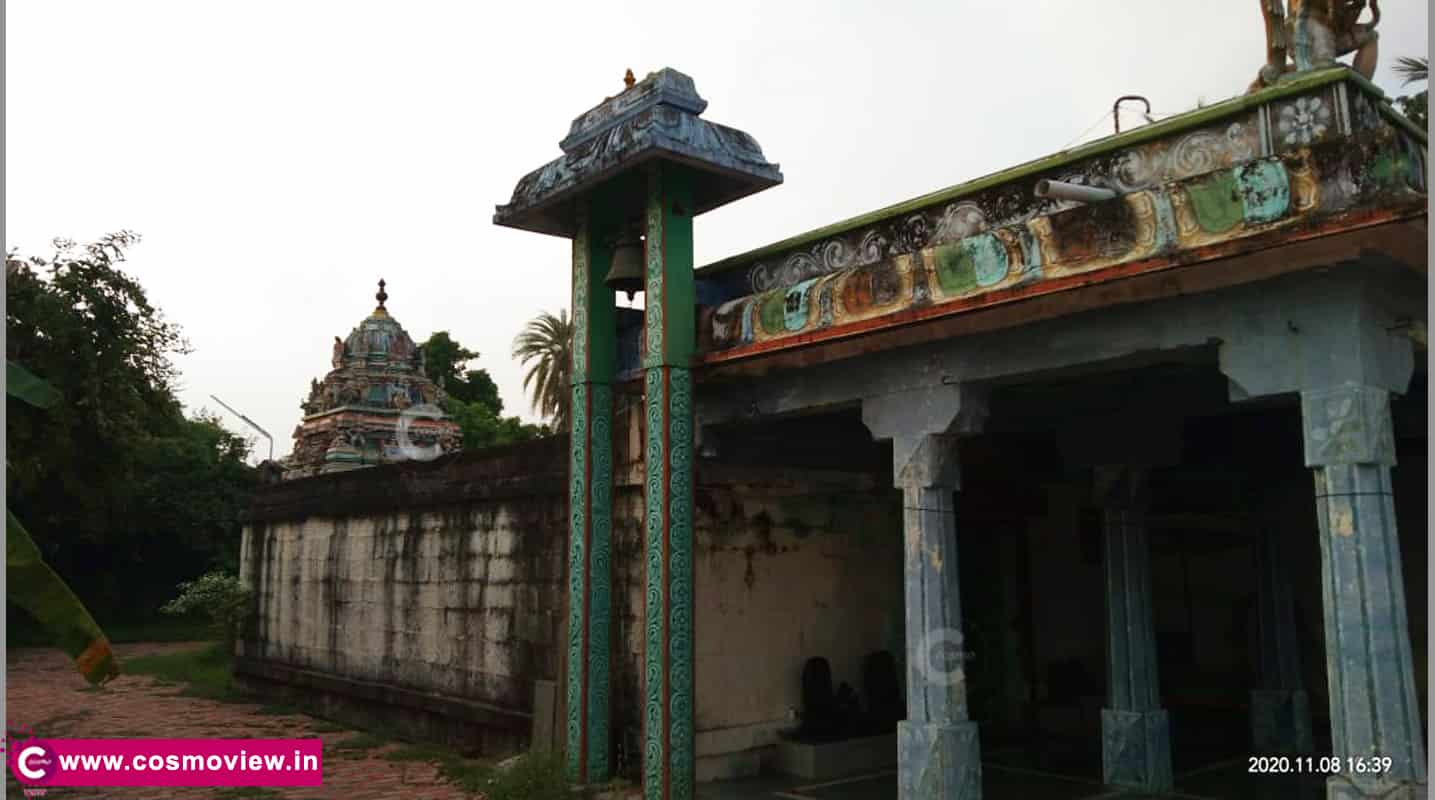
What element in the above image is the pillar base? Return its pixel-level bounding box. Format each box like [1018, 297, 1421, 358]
[898, 720, 981, 799]
[1327, 775, 1428, 799]
[1101, 708, 1173, 791]
[1251, 689, 1314, 755]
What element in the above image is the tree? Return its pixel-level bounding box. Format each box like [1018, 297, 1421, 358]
[1394, 56, 1428, 130]
[512, 310, 573, 431]
[417, 331, 543, 450]
[7, 233, 257, 626]
[419, 331, 503, 411]
[447, 399, 547, 450]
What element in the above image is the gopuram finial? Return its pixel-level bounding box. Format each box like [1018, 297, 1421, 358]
[376, 278, 388, 310]
[624, 68, 636, 90]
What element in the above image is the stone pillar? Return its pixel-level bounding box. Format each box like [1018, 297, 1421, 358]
[1096, 466, 1174, 792]
[565, 199, 617, 785]
[1250, 522, 1314, 755]
[1301, 384, 1426, 799]
[863, 384, 986, 800]
[641, 163, 697, 800]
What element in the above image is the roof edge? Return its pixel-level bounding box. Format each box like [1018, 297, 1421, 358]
[696, 67, 1386, 277]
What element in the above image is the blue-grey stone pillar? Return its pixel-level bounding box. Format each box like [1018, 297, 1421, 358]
[1301, 384, 1426, 800]
[895, 433, 981, 799]
[862, 385, 987, 800]
[1096, 466, 1174, 792]
[1250, 523, 1314, 756]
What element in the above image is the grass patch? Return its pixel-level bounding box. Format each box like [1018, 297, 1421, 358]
[102, 614, 217, 644]
[324, 732, 389, 759]
[379, 747, 567, 798]
[122, 642, 246, 702]
[8, 613, 215, 650]
[481, 751, 570, 800]
[381, 742, 451, 763]
[307, 720, 348, 733]
[255, 703, 302, 716]
[375, 742, 498, 794]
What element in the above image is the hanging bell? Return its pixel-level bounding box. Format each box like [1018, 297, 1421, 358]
[605, 235, 645, 301]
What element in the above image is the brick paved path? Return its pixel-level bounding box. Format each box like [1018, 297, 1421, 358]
[7, 643, 475, 800]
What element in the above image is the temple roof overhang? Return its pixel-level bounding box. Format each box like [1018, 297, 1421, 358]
[684, 68, 1428, 376]
[493, 68, 783, 237]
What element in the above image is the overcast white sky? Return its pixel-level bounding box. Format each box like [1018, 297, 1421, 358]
[6, 1, 1429, 460]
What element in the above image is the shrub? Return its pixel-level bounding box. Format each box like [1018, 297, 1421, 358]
[159, 571, 251, 652]
[484, 751, 569, 800]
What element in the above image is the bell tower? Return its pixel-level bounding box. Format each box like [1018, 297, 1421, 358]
[495, 68, 780, 799]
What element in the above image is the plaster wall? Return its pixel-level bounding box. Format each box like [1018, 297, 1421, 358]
[238, 442, 904, 770]
[608, 479, 904, 778]
[239, 504, 566, 713]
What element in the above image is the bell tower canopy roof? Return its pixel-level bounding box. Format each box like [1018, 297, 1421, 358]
[493, 67, 783, 238]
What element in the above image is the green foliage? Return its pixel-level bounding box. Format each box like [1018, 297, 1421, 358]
[1395, 91, 1427, 130]
[122, 642, 243, 702]
[6, 361, 60, 408]
[6, 361, 118, 683]
[1395, 56, 1429, 86]
[447, 398, 547, 450]
[511, 310, 573, 431]
[418, 330, 545, 450]
[1395, 55, 1428, 130]
[481, 752, 570, 800]
[419, 330, 479, 388]
[6, 233, 258, 628]
[418, 330, 504, 409]
[160, 571, 251, 652]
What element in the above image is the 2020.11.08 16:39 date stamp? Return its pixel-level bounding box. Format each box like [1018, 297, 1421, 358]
[1248, 756, 1394, 775]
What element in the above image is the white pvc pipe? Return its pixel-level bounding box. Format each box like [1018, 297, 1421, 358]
[1034, 179, 1117, 204]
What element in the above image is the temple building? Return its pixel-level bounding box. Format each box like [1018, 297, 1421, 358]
[282, 280, 462, 478]
[240, 13, 1427, 800]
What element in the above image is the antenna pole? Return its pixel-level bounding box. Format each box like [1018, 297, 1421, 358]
[209, 394, 275, 462]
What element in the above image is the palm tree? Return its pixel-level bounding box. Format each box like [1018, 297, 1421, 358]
[1394, 56, 1428, 85]
[512, 309, 574, 431]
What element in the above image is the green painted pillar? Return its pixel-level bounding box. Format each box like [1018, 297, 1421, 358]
[566, 199, 617, 785]
[492, 65, 780, 798]
[641, 163, 697, 800]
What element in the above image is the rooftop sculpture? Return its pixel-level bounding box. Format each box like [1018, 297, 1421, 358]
[1251, 0, 1381, 92]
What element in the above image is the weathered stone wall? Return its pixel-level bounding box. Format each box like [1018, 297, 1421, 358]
[608, 466, 903, 779]
[237, 438, 570, 751]
[237, 429, 904, 769]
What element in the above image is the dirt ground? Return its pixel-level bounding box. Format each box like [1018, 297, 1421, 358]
[6, 643, 474, 800]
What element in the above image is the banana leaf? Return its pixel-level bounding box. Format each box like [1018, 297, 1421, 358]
[7, 361, 61, 409]
[7, 361, 119, 684]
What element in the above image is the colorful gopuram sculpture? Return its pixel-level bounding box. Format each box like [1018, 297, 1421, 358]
[283, 280, 461, 478]
[1251, 0, 1381, 92]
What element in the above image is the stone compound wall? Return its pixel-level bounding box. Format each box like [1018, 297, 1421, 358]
[237, 430, 903, 770]
[237, 438, 570, 753]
